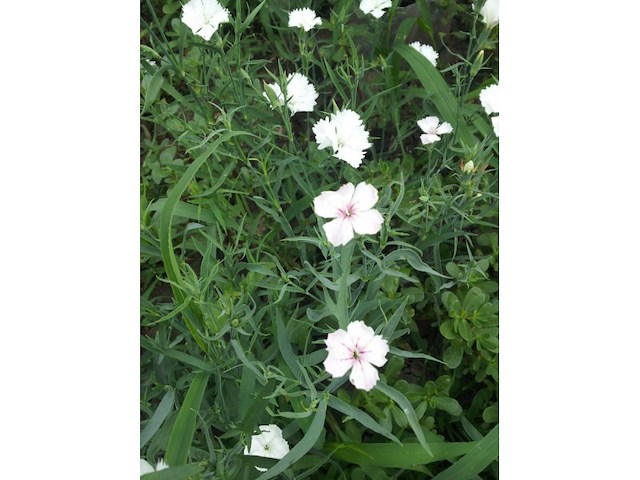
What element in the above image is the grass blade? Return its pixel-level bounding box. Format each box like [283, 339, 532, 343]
[324, 441, 476, 468]
[431, 424, 499, 480]
[165, 372, 210, 466]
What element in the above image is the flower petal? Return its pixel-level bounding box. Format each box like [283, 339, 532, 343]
[420, 133, 441, 145]
[349, 359, 380, 391]
[313, 117, 337, 151]
[322, 349, 354, 378]
[335, 146, 365, 168]
[417, 116, 439, 133]
[322, 217, 355, 247]
[140, 459, 155, 475]
[313, 192, 343, 218]
[491, 115, 500, 137]
[436, 122, 453, 135]
[351, 208, 383, 236]
[325, 328, 354, 351]
[351, 182, 379, 212]
[360, 335, 389, 367]
[195, 24, 216, 40]
[346, 320, 376, 347]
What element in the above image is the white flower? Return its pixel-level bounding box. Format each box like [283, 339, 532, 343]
[181, 0, 230, 40]
[140, 458, 169, 476]
[359, 0, 392, 18]
[409, 41, 439, 67]
[479, 83, 499, 136]
[479, 83, 499, 115]
[263, 73, 318, 115]
[491, 116, 499, 137]
[313, 109, 371, 168]
[323, 321, 389, 391]
[243, 424, 290, 472]
[288, 8, 322, 31]
[313, 182, 384, 247]
[478, 0, 499, 28]
[417, 116, 453, 145]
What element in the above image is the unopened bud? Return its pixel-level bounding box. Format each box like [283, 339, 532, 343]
[463, 160, 475, 174]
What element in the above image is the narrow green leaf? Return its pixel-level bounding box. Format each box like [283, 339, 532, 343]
[230, 339, 267, 386]
[389, 346, 446, 365]
[255, 399, 328, 480]
[328, 395, 401, 445]
[375, 382, 432, 456]
[431, 424, 499, 480]
[324, 441, 475, 468]
[142, 70, 164, 114]
[382, 297, 409, 339]
[385, 248, 448, 279]
[276, 317, 303, 381]
[141, 390, 175, 449]
[165, 372, 210, 466]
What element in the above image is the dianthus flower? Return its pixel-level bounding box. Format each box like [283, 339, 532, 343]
[417, 116, 453, 144]
[313, 182, 383, 247]
[359, 0, 392, 18]
[181, 0, 230, 40]
[478, 0, 499, 29]
[288, 8, 322, 31]
[479, 83, 499, 136]
[313, 109, 371, 168]
[324, 321, 389, 391]
[263, 73, 318, 115]
[409, 41, 439, 67]
[243, 424, 290, 472]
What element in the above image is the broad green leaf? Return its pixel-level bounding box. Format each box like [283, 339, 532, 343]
[165, 372, 210, 466]
[255, 399, 328, 480]
[443, 344, 464, 369]
[434, 396, 462, 416]
[431, 424, 499, 480]
[375, 382, 432, 456]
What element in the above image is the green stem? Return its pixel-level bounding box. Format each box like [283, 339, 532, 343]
[335, 241, 355, 329]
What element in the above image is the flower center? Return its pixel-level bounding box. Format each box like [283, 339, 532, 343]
[338, 203, 354, 219]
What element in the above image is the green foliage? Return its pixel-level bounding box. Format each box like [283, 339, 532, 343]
[141, 0, 498, 478]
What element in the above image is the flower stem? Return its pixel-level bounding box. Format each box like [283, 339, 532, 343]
[335, 241, 355, 329]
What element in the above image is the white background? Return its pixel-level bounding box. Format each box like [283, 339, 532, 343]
[0, 1, 638, 478]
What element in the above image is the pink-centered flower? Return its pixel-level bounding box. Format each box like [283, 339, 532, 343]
[323, 321, 389, 391]
[313, 182, 384, 247]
